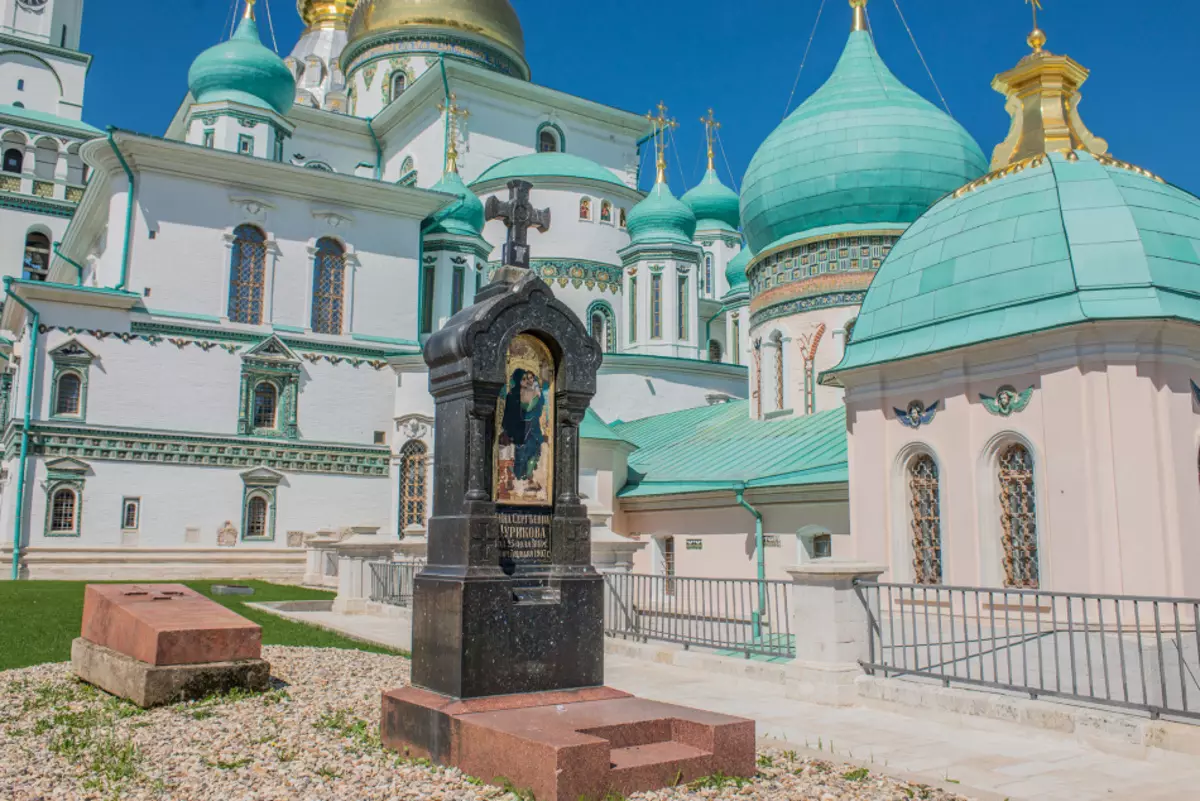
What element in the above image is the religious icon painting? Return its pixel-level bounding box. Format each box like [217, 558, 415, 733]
[579, 198, 591, 220]
[600, 200, 612, 223]
[493, 333, 555, 506]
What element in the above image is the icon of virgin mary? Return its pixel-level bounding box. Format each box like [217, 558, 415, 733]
[499, 368, 548, 489]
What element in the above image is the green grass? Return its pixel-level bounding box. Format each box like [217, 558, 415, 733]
[0, 579, 402, 671]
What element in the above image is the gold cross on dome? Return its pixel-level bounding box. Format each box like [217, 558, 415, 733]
[645, 101, 677, 185]
[1025, 0, 1047, 52]
[700, 108, 720, 171]
[437, 93, 470, 174]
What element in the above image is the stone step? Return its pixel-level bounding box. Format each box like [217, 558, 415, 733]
[608, 740, 712, 790]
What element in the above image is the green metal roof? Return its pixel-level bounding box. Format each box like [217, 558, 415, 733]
[471, 152, 626, 189]
[580, 408, 635, 447]
[827, 151, 1200, 377]
[187, 13, 295, 115]
[724, 247, 751, 295]
[626, 182, 697, 246]
[423, 171, 485, 236]
[613, 400, 847, 497]
[682, 168, 740, 232]
[739, 29, 987, 255]
[0, 104, 101, 136]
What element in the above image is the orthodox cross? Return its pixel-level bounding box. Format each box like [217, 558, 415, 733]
[1025, 0, 1046, 52]
[646, 101, 677, 185]
[437, 93, 469, 174]
[700, 108, 720, 172]
[485, 180, 550, 270]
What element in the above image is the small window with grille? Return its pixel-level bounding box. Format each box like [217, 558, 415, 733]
[121, 498, 140, 531]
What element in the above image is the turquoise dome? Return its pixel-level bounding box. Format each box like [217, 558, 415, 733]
[724, 247, 751, 296]
[682, 169, 740, 232]
[471, 152, 625, 189]
[424, 171, 485, 236]
[626, 183, 697, 245]
[740, 30, 987, 255]
[829, 151, 1200, 375]
[187, 13, 295, 115]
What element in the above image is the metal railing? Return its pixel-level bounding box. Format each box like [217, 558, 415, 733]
[857, 581, 1200, 722]
[604, 572, 794, 659]
[369, 560, 424, 607]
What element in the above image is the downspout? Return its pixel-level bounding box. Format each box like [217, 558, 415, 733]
[4, 278, 38, 581]
[366, 117, 383, 181]
[735, 486, 766, 641]
[105, 128, 134, 291]
[416, 226, 426, 338]
[52, 242, 84, 286]
[437, 55, 451, 165]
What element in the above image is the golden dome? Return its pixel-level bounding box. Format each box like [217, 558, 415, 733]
[298, 0, 357, 29]
[347, 0, 524, 58]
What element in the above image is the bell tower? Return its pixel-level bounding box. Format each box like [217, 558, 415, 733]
[3, 0, 84, 50]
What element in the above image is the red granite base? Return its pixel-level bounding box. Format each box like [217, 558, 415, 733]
[381, 686, 755, 801]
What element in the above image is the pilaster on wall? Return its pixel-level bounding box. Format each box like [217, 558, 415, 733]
[618, 243, 703, 360]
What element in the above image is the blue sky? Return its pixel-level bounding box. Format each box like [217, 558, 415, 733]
[79, 0, 1200, 194]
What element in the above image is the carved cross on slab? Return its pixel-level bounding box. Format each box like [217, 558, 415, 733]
[484, 179, 550, 270]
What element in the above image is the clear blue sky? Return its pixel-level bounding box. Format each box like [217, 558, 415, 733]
[79, 0, 1200, 195]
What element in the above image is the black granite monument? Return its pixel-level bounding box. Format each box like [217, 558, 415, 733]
[411, 179, 604, 699]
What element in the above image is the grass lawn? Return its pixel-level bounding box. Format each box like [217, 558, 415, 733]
[0, 579, 402, 671]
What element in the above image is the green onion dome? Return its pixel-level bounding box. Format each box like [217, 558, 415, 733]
[188, 12, 295, 115]
[627, 182, 697, 246]
[682, 169, 740, 232]
[423, 170, 485, 236]
[724, 246, 751, 297]
[739, 29, 987, 255]
[830, 151, 1200, 375]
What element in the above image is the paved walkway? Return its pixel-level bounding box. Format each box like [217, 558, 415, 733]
[270, 609, 1200, 801]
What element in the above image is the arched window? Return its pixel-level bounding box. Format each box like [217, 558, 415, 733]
[600, 200, 612, 223]
[253, 381, 277, 429]
[2, 148, 22, 173]
[399, 440, 428, 530]
[771, 331, 784, 411]
[245, 495, 268, 538]
[228, 225, 267, 324]
[704, 254, 714, 296]
[23, 231, 49, 281]
[391, 71, 407, 101]
[579, 197, 591, 221]
[730, 315, 740, 366]
[55, 372, 82, 416]
[50, 488, 77, 534]
[708, 340, 722, 362]
[539, 128, 558, 153]
[311, 237, 345, 334]
[908, 454, 942, 584]
[999, 443, 1039, 588]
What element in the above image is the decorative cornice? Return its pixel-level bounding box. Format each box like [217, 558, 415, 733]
[487, 259, 623, 294]
[0, 192, 77, 218]
[750, 291, 868, 328]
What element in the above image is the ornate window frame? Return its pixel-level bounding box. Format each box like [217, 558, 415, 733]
[238, 336, 301, 439]
[394, 414, 433, 535]
[978, 432, 1046, 589]
[305, 235, 358, 334]
[650, 267, 663, 339]
[535, 121, 565, 153]
[676, 265, 690, 340]
[586, 300, 616, 353]
[121, 497, 140, 531]
[240, 466, 282, 541]
[44, 457, 88, 538]
[221, 219, 280, 325]
[49, 338, 95, 421]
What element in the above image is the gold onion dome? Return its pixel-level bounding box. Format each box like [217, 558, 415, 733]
[298, 0, 357, 28]
[346, 0, 525, 65]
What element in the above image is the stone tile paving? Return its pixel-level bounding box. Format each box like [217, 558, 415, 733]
[0, 646, 975, 801]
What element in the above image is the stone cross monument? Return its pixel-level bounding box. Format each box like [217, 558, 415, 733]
[484, 179, 550, 273]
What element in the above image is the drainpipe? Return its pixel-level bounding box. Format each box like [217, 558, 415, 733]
[703, 304, 727, 360]
[4, 278, 38, 581]
[366, 117, 383, 181]
[735, 486, 766, 641]
[634, 130, 656, 188]
[52, 242, 84, 286]
[437, 56, 452, 168]
[105, 128, 134, 291]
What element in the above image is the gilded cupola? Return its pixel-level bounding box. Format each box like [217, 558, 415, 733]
[298, 0, 357, 29]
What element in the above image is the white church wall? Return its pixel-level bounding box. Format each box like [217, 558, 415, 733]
[0, 206, 68, 281]
[749, 304, 858, 418]
[381, 104, 444, 186]
[591, 357, 746, 423]
[478, 184, 632, 266]
[282, 110, 375, 175]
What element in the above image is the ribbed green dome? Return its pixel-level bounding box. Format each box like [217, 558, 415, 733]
[682, 169, 740, 232]
[627, 182, 697, 245]
[471, 152, 625, 189]
[724, 247, 751, 296]
[188, 14, 295, 115]
[830, 151, 1200, 375]
[740, 30, 987, 254]
[424, 171, 484, 236]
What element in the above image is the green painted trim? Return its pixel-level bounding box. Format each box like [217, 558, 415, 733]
[366, 116, 383, 181]
[52, 242, 84, 286]
[6, 420, 392, 476]
[735, 488, 766, 640]
[43, 478, 84, 538]
[0, 32, 92, 65]
[241, 485, 277, 541]
[239, 343, 300, 440]
[272, 323, 306, 333]
[351, 332, 420, 347]
[105, 129, 135, 291]
[0, 193, 76, 218]
[424, 236, 492, 259]
[12, 278, 138, 298]
[585, 300, 616, 352]
[601, 351, 748, 375]
[122, 321, 407, 361]
[5, 277, 38, 579]
[535, 121, 566, 153]
[49, 365, 87, 422]
[0, 372, 12, 429]
[0, 103, 101, 137]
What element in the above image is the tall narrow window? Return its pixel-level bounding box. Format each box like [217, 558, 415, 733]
[391, 72, 407, 100]
[451, 265, 465, 315]
[2, 148, 22, 173]
[999, 444, 1039, 588]
[662, 535, 676, 595]
[122, 498, 140, 531]
[772, 332, 784, 411]
[23, 232, 49, 281]
[228, 225, 266, 324]
[310, 238, 345, 334]
[908, 454, 942, 584]
[245, 496, 268, 538]
[54, 372, 82, 416]
[677, 273, 689, 339]
[420, 263, 435, 334]
[50, 489, 77, 534]
[253, 382, 277, 429]
[731, 315, 740, 365]
[591, 312, 605, 346]
[400, 440, 428, 530]
[628, 276, 637, 343]
[704, 254, 713, 296]
[650, 273, 662, 339]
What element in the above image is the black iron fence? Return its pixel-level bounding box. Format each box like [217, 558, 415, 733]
[603, 572, 794, 659]
[857, 581, 1200, 722]
[368, 560, 424, 607]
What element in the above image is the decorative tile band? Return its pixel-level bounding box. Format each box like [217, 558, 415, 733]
[488, 259, 622, 294]
[8, 422, 391, 477]
[750, 291, 868, 328]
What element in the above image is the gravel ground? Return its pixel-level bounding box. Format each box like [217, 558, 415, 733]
[0, 646, 975, 801]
